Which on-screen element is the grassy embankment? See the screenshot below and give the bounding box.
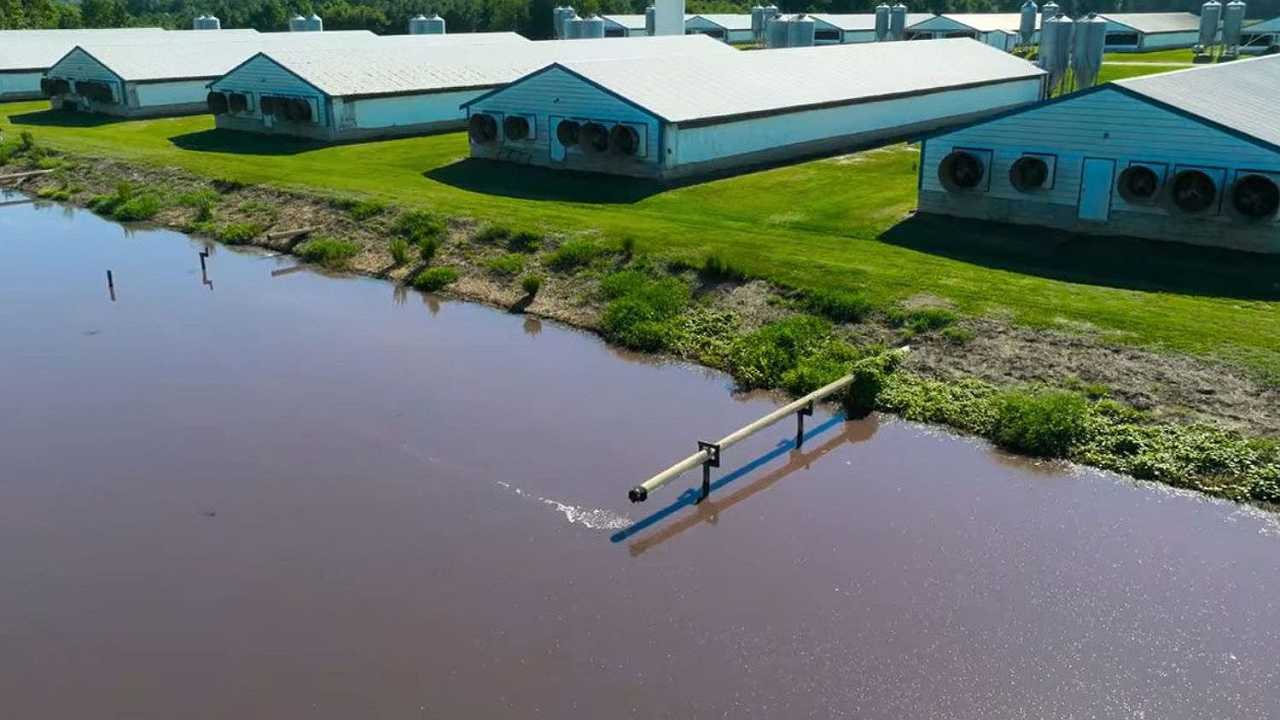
[2,97,1278,506]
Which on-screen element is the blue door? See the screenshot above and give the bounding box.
[1078,158,1116,222]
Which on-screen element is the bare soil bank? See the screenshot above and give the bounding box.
[5,153,1278,441]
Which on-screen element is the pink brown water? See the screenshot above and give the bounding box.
[2,197,1278,718]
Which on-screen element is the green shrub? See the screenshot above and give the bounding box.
[296,236,360,268]
[37,186,71,201]
[393,210,445,245]
[507,230,542,253]
[701,253,748,282]
[878,374,999,435]
[521,274,543,297]
[601,270,651,300]
[215,222,263,245]
[802,288,874,323]
[474,224,512,244]
[780,340,866,396]
[176,189,219,222]
[412,266,459,291]
[87,193,120,215]
[388,237,410,266]
[599,275,691,352]
[620,235,636,259]
[727,315,832,390]
[842,352,904,418]
[112,194,164,221]
[484,253,524,276]
[990,389,1090,458]
[419,237,440,263]
[546,239,600,272]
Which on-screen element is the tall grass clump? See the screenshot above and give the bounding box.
[802,288,875,323]
[484,253,524,277]
[214,222,263,245]
[419,237,440,263]
[336,198,385,221]
[388,237,410,266]
[507,230,542,253]
[888,306,958,334]
[727,315,833,390]
[176,189,219,222]
[393,210,445,245]
[296,236,360,269]
[990,388,1089,458]
[700,253,748,282]
[412,266,458,291]
[599,273,691,352]
[474,224,512,244]
[545,239,601,273]
[521,274,543,297]
[112,193,164,221]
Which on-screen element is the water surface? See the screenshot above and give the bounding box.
[2,197,1278,718]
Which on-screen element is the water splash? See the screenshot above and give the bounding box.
[497,481,631,531]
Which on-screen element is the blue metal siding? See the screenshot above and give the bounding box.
[49,48,118,83]
[921,88,1280,212]
[468,66,662,163]
[675,77,1043,166]
[211,54,328,126]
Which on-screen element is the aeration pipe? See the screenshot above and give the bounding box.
[629,372,860,503]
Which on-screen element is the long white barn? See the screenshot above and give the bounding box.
[809,13,934,44]
[918,56,1280,254]
[0,28,164,101]
[905,14,1039,51]
[207,35,734,142]
[463,39,1046,180]
[1095,13,1202,51]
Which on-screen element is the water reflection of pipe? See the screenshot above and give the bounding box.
[106,269,116,302]
[423,293,440,316]
[270,265,306,278]
[393,284,408,305]
[523,316,542,337]
[617,414,879,555]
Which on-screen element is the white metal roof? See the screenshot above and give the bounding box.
[540,38,1045,125]
[0,28,166,71]
[910,13,1036,33]
[1097,13,1202,34]
[601,14,647,30]
[809,13,934,31]
[233,35,736,98]
[1114,54,1280,150]
[379,31,529,46]
[688,14,753,31]
[56,31,377,82]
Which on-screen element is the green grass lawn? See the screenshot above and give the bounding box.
[1096,62,1187,83]
[4,100,1279,380]
[1102,48,1195,64]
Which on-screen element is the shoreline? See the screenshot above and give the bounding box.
[3,139,1277,510]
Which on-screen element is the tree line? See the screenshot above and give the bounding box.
[2,0,1275,39]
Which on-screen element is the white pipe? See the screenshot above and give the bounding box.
[629,347,910,502]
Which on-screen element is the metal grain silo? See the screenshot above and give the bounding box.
[763,4,780,32]
[409,14,429,34]
[566,15,586,39]
[305,13,324,32]
[789,13,815,47]
[1019,0,1037,45]
[889,3,908,41]
[766,15,789,48]
[751,5,766,41]
[1223,0,1247,46]
[424,13,446,34]
[1041,13,1070,91]
[1199,0,1222,47]
[554,6,577,39]
[1071,13,1105,89]
[288,14,307,32]
[1040,1,1058,36]
[644,5,655,35]
[582,14,606,39]
[875,3,890,41]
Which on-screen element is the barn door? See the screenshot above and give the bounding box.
[549,115,566,162]
[1078,158,1116,222]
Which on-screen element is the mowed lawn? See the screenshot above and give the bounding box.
[4,99,1279,379]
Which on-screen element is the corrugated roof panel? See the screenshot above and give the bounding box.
[810,13,934,31]
[60,31,380,82]
[919,13,1036,33]
[601,15,647,30]
[1097,13,1202,34]
[552,38,1045,123]
[0,28,167,71]
[1115,54,1280,150]
[250,35,735,98]
[690,14,753,31]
